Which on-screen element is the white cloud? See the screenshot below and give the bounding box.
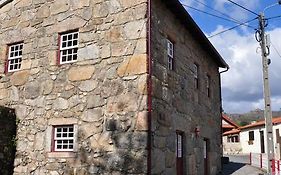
[209,26,281,113]
[213,0,260,21]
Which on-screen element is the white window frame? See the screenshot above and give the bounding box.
[167,39,174,70]
[206,74,210,97]
[59,31,79,64]
[176,132,183,158]
[193,63,199,89]
[54,125,75,152]
[7,43,23,72]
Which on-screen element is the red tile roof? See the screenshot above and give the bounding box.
[222,113,239,128]
[240,116,281,130]
[222,124,235,129]
[223,129,240,136]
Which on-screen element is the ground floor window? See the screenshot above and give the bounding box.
[53,125,74,152]
[176,131,184,175]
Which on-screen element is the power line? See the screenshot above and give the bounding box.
[225,0,259,16]
[181,3,256,29]
[271,42,281,59]
[192,0,242,24]
[267,15,281,20]
[208,17,258,38]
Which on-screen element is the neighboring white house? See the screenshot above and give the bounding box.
[222,114,241,154]
[240,117,281,159]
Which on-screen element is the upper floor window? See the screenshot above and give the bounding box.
[167,39,174,70]
[7,42,23,72]
[193,63,199,89]
[59,31,79,64]
[53,125,75,152]
[206,74,210,97]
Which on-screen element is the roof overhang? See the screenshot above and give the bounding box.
[161,0,229,68]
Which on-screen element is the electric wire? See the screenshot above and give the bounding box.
[181,3,256,28]
[192,0,242,24]
[271,42,281,59]
[225,0,259,16]
[208,17,258,38]
[267,15,281,20]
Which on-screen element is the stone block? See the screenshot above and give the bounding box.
[78,80,98,92]
[36,5,50,19]
[68,65,95,81]
[53,98,69,110]
[117,54,147,77]
[10,70,30,86]
[81,108,103,122]
[24,82,40,99]
[50,0,70,15]
[135,111,148,131]
[78,44,99,60]
[87,95,106,108]
[151,148,165,174]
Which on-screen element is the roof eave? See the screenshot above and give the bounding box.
[162,0,229,68]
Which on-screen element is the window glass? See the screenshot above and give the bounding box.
[60,31,79,64]
[8,43,23,72]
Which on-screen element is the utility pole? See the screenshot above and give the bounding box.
[258,12,274,174]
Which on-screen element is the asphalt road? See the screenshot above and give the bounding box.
[221,154,266,175]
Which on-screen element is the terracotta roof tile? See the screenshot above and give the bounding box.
[240,116,281,130]
[223,129,240,136]
[222,113,239,128]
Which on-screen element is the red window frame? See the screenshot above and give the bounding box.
[4,41,24,74]
[204,138,209,175]
[51,125,75,152]
[176,131,184,175]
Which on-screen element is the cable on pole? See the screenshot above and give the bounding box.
[267,15,281,20]
[208,17,258,38]
[225,0,259,16]
[271,42,281,59]
[192,0,242,24]
[181,3,256,28]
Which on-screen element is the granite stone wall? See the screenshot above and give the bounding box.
[150,0,222,174]
[0,0,148,174]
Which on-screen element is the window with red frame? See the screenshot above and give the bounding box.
[7,42,23,72]
[176,131,184,175]
[53,125,74,152]
[59,31,79,64]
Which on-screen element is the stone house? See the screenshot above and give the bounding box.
[0,0,228,174]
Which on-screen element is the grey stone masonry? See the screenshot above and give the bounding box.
[151,0,223,175]
[0,0,226,174]
[0,0,148,174]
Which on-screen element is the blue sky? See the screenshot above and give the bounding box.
[180,0,281,113]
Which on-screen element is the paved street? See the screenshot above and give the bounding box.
[222,155,266,175]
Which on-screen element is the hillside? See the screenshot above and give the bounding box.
[226,109,281,126]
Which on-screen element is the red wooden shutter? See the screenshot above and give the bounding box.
[4,46,9,74]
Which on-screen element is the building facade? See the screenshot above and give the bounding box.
[0,0,227,174]
[239,117,281,159]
